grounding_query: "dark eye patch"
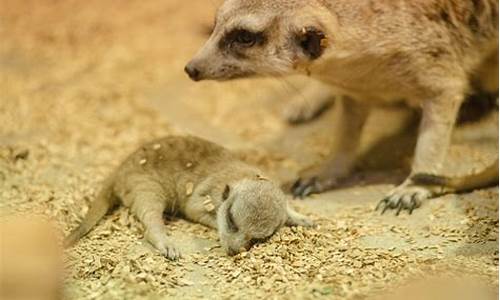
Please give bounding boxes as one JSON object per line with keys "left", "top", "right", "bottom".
{"left": 234, "top": 30, "right": 258, "bottom": 46}
{"left": 218, "top": 28, "right": 266, "bottom": 53}
{"left": 226, "top": 204, "right": 238, "bottom": 232}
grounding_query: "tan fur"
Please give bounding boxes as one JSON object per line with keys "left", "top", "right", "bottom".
{"left": 186, "top": 0, "right": 498, "bottom": 214}
{"left": 65, "top": 136, "right": 313, "bottom": 259}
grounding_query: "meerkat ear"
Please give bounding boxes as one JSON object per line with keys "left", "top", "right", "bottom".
{"left": 222, "top": 185, "right": 231, "bottom": 201}
{"left": 297, "top": 26, "right": 328, "bottom": 60}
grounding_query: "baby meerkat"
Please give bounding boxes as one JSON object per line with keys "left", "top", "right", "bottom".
{"left": 66, "top": 135, "right": 313, "bottom": 259}
{"left": 185, "top": 0, "right": 498, "bottom": 214}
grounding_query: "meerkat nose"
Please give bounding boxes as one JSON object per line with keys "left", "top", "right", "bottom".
{"left": 184, "top": 63, "right": 202, "bottom": 81}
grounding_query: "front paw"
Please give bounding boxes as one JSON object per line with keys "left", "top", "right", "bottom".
{"left": 290, "top": 170, "right": 347, "bottom": 199}
{"left": 376, "top": 183, "right": 434, "bottom": 215}
{"left": 288, "top": 160, "right": 353, "bottom": 198}
{"left": 147, "top": 233, "right": 182, "bottom": 260}
{"left": 156, "top": 242, "right": 182, "bottom": 260}
{"left": 291, "top": 176, "right": 322, "bottom": 198}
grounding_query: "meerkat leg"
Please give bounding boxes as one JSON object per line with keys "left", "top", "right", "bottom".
{"left": 283, "top": 81, "right": 335, "bottom": 124}
{"left": 124, "top": 180, "right": 182, "bottom": 260}
{"left": 377, "top": 90, "right": 464, "bottom": 215}
{"left": 292, "top": 97, "right": 370, "bottom": 198}
{"left": 286, "top": 206, "right": 314, "bottom": 227}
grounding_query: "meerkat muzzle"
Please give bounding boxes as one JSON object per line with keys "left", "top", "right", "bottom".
{"left": 184, "top": 63, "right": 202, "bottom": 81}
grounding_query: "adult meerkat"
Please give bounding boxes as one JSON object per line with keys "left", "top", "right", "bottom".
{"left": 66, "top": 135, "right": 313, "bottom": 259}
{"left": 185, "top": 0, "right": 499, "bottom": 214}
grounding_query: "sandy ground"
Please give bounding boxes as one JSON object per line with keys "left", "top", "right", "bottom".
{"left": 1, "top": 1, "right": 498, "bottom": 299}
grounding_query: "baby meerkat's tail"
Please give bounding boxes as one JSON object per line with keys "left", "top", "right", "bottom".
{"left": 411, "top": 159, "right": 499, "bottom": 192}
{"left": 65, "top": 178, "right": 118, "bottom": 247}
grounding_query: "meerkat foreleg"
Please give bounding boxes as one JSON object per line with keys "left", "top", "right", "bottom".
{"left": 377, "top": 90, "right": 464, "bottom": 215}
{"left": 291, "top": 97, "right": 370, "bottom": 198}
{"left": 126, "top": 180, "right": 182, "bottom": 260}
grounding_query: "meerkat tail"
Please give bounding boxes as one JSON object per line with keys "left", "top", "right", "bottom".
{"left": 411, "top": 159, "right": 499, "bottom": 192}
{"left": 65, "top": 179, "right": 117, "bottom": 247}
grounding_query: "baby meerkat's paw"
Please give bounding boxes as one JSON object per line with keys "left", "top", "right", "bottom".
{"left": 376, "top": 181, "right": 435, "bottom": 215}
{"left": 155, "top": 240, "right": 182, "bottom": 260}
{"left": 146, "top": 232, "right": 182, "bottom": 260}
{"left": 157, "top": 243, "right": 182, "bottom": 260}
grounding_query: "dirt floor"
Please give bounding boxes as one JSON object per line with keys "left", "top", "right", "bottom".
{"left": 1, "top": 1, "right": 498, "bottom": 299}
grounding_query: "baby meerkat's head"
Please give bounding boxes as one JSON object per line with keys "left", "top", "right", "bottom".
{"left": 216, "top": 178, "right": 288, "bottom": 256}
{"left": 185, "top": 0, "right": 333, "bottom": 81}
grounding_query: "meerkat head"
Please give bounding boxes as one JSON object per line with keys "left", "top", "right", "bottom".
{"left": 185, "top": 0, "right": 333, "bottom": 81}
{"left": 216, "top": 178, "right": 288, "bottom": 256}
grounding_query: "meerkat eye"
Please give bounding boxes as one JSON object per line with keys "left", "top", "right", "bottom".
{"left": 235, "top": 30, "right": 256, "bottom": 45}
{"left": 222, "top": 185, "right": 231, "bottom": 201}
{"left": 226, "top": 204, "right": 238, "bottom": 232}
{"left": 219, "top": 29, "right": 265, "bottom": 51}
{"left": 232, "top": 29, "right": 262, "bottom": 47}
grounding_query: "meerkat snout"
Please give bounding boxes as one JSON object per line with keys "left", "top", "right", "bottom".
{"left": 184, "top": 0, "right": 335, "bottom": 81}
{"left": 184, "top": 63, "right": 202, "bottom": 81}
{"left": 216, "top": 179, "right": 288, "bottom": 255}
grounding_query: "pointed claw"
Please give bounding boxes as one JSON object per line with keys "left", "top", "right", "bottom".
{"left": 375, "top": 198, "right": 388, "bottom": 211}
{"left": 409, "top": 196, "right": 417, "bottom": 215}
{"left": 381, "top": 206, "right": 389, "bottom": 215}
{"left": 301, "top": 185, "right": 314, "bottom": 198}
{"left": 381, "top": 200, "right": 391, "bottom": 215}
{"left": 291, "top": 177, "right": 318, "bottom": 199}
{"left": 291, "top": 180, "right": 304, "bottom": 199}
{"left": 291, "top": 181, "right": 299, "bottom": 194}
{"left": 395, "top": 200, "right": 404, "bottom": 216}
